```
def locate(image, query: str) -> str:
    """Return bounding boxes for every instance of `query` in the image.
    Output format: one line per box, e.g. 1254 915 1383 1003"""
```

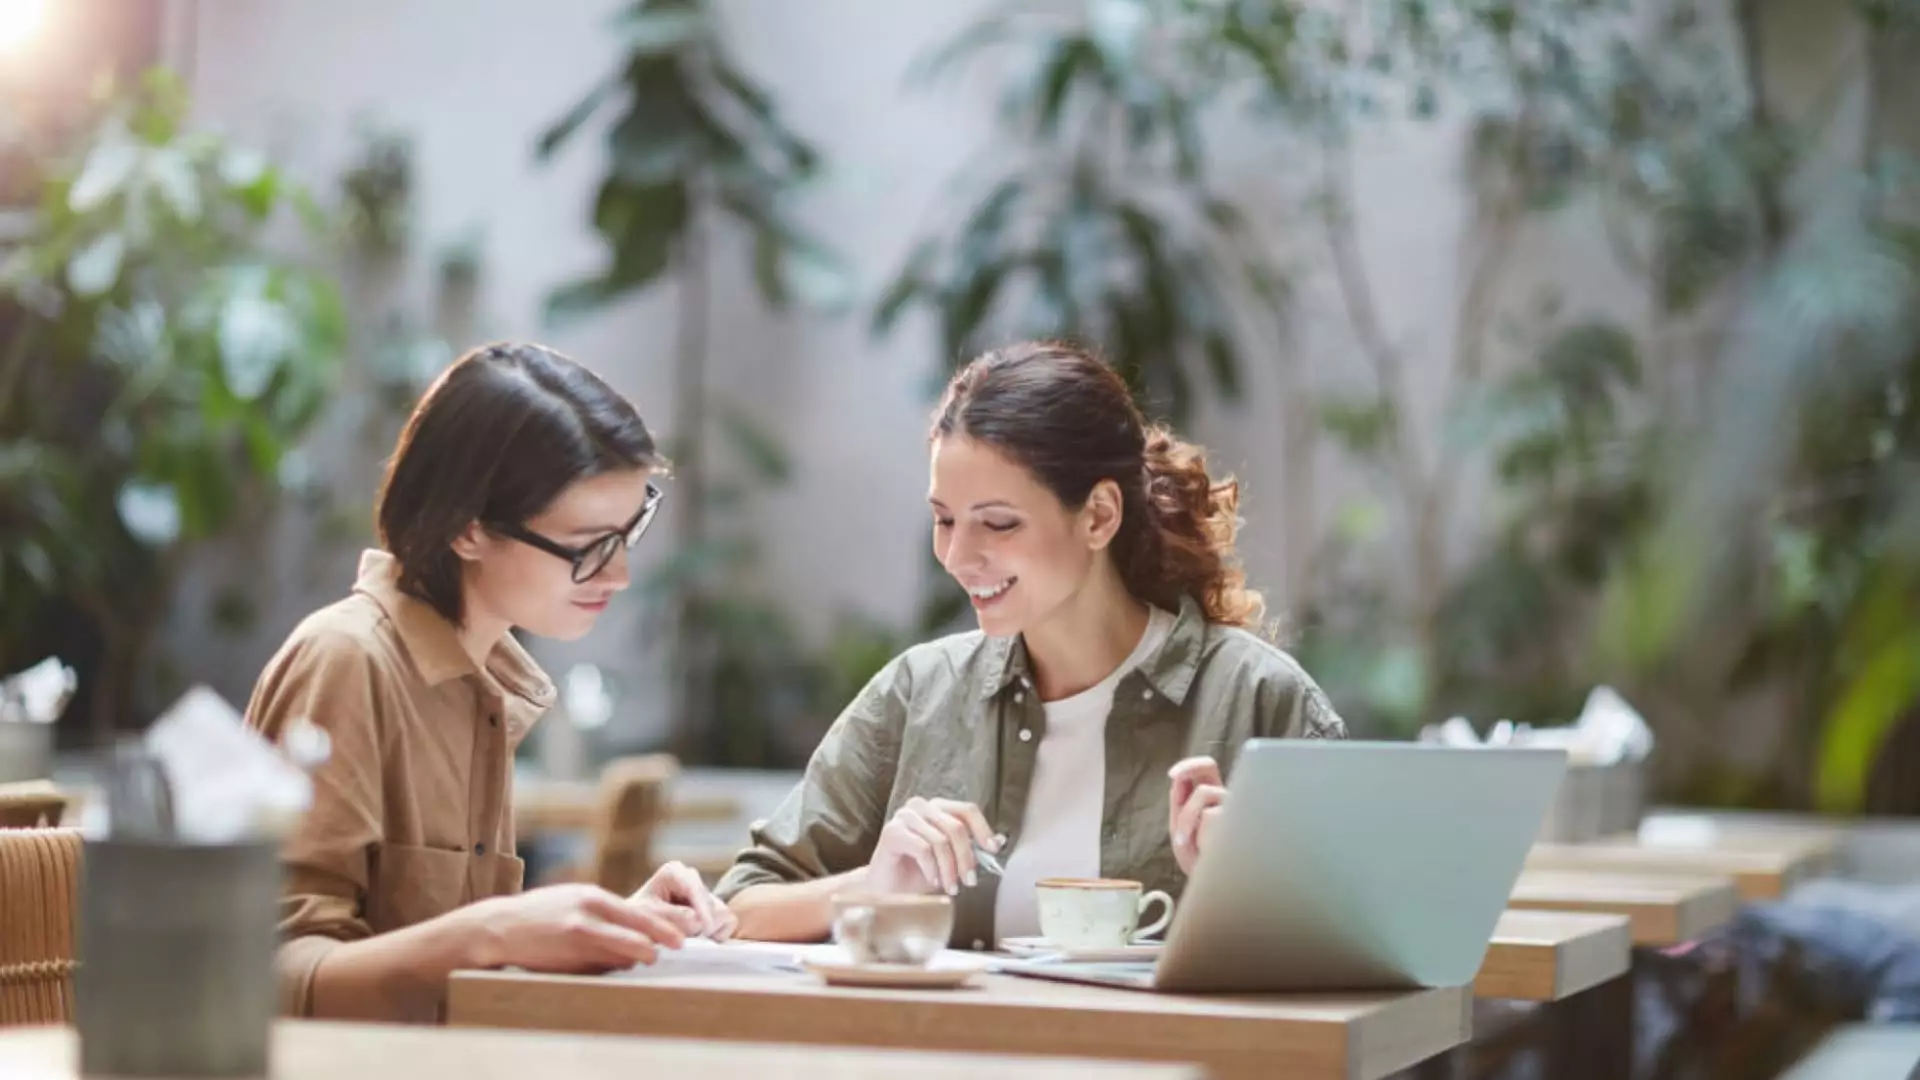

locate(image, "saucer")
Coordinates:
803 959 978 989
999 936 1164 962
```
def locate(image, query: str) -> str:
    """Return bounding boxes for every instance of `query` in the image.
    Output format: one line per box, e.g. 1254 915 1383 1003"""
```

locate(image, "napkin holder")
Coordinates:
1537 757 1648 842
76 835 280 1078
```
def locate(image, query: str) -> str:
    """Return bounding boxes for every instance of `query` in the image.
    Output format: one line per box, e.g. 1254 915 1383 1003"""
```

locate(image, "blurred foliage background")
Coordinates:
2 0 1917 813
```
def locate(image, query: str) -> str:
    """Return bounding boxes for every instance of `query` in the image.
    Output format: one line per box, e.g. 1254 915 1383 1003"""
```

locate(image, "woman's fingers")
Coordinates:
1174 783 1227 849
1168 756 1223 855
922 805 979 886
900 809 961 894
650 860 732 937
882 814 943 891
1168 756 1223 811
931 799 999 851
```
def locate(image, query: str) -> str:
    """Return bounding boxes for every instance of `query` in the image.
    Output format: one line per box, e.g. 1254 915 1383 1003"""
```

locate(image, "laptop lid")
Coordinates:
1149 740 1568 993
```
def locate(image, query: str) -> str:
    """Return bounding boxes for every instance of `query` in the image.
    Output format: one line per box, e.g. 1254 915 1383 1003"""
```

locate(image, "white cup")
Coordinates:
1035 878 1174 949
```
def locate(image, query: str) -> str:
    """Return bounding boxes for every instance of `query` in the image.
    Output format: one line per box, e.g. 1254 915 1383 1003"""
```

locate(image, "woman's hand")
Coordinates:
464 883 701 973
866 797 1001 895
632 860 738 941
1168 756 1227 875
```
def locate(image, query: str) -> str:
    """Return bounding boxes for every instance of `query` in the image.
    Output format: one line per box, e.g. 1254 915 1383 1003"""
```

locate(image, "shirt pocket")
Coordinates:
367 842 472 932
482 851 526 898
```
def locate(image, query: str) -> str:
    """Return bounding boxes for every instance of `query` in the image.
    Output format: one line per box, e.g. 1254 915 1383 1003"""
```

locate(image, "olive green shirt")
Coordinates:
714 596 1346 948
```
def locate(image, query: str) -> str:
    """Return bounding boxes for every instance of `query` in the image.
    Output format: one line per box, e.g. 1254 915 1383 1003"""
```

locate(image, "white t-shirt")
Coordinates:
993 606 1178 940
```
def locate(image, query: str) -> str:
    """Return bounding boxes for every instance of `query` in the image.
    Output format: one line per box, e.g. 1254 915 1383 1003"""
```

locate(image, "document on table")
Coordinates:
606 939 1010 978
609 937 811 978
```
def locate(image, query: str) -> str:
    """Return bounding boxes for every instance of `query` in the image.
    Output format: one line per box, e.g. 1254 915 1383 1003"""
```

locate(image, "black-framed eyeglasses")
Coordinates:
489 482 665 584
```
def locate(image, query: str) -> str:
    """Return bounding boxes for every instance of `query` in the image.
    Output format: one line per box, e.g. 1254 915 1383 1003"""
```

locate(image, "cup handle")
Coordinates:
836 906 874 956
1132 890 1174 942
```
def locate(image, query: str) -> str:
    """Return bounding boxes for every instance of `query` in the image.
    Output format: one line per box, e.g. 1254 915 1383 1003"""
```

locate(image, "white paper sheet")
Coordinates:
607 939 1008 978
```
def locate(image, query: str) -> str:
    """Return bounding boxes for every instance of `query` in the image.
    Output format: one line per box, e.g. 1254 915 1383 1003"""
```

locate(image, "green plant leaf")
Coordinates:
66 232 125 296
116 481 182 547
145 145 201 221
1033 38 1101 135
1317 394 1396 459
68 129 140 212
872 240 938 337
1816 628 1920 812
535 81 615 160
907 2 1026 86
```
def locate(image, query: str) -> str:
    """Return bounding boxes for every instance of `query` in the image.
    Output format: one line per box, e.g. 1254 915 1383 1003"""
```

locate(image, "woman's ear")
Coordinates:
1083 478 1125 551
450 521 489 563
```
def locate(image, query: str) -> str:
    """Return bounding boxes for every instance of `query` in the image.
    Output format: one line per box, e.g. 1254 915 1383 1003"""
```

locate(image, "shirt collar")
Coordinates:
979 594 1207 706
352 549 556 707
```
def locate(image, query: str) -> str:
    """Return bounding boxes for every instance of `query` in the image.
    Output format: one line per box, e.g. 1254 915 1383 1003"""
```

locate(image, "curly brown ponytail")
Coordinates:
931 341 1264 629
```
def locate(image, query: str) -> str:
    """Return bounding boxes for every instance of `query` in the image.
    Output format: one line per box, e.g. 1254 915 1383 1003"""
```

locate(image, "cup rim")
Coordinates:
1035 878 1142 891
832 892 954 908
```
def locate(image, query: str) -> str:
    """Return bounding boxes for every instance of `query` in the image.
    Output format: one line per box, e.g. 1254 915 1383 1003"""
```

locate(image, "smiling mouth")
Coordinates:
966 578 1016 607
573 597 611 611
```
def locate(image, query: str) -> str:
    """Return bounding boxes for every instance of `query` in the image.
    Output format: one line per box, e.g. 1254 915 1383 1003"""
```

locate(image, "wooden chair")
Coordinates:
586 755 679 897
0 828 82 1025
0 781 67 829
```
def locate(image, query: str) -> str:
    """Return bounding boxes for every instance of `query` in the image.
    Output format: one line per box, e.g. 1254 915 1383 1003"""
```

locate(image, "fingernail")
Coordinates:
947 884 959 896
963 871 977 888
1174 831 1189 847
991 834 1007 851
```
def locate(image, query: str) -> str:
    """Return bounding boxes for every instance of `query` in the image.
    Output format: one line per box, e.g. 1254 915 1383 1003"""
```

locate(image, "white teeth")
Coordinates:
968 579 1014 600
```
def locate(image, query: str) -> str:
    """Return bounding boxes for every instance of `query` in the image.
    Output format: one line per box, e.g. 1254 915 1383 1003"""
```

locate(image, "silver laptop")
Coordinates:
1006 740 1567 993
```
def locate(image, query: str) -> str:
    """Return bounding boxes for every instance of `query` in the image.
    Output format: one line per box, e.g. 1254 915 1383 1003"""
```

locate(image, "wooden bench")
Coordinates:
1527 836 1837 901
1509 869 1740 946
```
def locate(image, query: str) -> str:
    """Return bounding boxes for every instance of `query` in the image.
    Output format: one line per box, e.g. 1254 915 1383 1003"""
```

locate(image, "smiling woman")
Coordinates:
242 342 735 1024
719 341 1345 949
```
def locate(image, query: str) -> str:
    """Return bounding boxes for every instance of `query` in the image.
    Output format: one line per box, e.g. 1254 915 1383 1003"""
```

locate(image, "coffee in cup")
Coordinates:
831 893 953 966
1034 878 1174 949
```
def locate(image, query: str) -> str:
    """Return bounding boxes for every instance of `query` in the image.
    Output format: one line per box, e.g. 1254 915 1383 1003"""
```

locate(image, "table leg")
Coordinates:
1540 973 1634 1080
1403 1045 1466 1080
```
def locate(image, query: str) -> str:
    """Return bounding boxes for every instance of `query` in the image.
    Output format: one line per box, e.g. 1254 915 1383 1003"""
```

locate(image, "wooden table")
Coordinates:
1475 910 1631 1002
1508 869 1740 946
1458 911 1636 1080
1527 833 1838 901
449 967 1470 1080
0 1021 1200 1080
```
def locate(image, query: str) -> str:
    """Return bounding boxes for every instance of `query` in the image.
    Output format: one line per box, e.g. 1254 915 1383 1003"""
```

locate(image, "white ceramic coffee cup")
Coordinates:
1034 878 1174 949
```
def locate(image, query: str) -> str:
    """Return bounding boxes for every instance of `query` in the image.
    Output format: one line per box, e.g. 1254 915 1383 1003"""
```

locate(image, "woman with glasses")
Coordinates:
244 342 733 1024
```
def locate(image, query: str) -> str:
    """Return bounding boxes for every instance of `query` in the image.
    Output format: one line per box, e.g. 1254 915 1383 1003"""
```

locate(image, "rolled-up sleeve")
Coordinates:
1260 663 1348 741
714 655 912 900
244 632 385 1017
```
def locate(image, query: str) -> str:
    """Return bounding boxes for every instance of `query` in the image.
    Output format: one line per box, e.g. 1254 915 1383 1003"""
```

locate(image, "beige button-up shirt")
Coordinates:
245 549 554 1020
714 595 1346 947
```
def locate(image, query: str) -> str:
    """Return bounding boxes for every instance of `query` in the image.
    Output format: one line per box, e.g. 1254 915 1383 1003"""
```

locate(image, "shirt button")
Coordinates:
1014 691 1024 704
973 940 987 951
1018 728 1033 742
1142 689 1154 700
473 842 487 855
